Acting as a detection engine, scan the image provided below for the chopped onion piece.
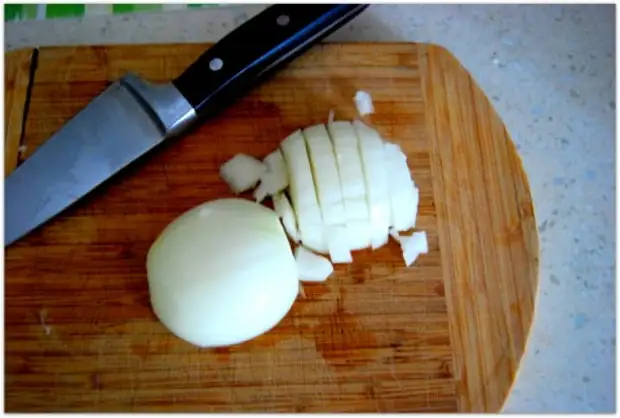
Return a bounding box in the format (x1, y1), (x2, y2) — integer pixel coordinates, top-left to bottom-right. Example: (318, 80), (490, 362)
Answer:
(328, 121), (367, 199)
(354, 90), (374, 116)
(399, 231), (428, 267)
(299, 223), (328, 254)
(264, 149), (288, 191)
(328, 109), (335, 124)
(354, 120), (390, 249)
(273, 193), (299, 243)
(325, 225), (353, 263)
(295, 245), (334, 282)
(280, 130), (322, 226)
(220, 154), (267, 194)
(346, 220), (372, 250)
(384, 142), (419, 231)
(303, 124), (346, 225)
(253, 182), (269, 203)
(254, 150), (289, 202)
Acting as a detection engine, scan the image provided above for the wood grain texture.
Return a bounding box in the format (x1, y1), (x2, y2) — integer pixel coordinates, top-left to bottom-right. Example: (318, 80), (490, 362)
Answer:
(4, 49), (33, 175)
(4, 43), (538, 413)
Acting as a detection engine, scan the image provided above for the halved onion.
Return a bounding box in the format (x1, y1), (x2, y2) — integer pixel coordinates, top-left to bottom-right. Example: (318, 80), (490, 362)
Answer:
(147, 198), (299, 348)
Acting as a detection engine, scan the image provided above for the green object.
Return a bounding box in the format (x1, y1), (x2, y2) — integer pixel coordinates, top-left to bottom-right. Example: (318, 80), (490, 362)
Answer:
(46, 4), (84, 19)
(5, 4), (23, 21)
(111, 4), (135, 14)
(5, 3), (222, 21)
(22, 4), (37, 19)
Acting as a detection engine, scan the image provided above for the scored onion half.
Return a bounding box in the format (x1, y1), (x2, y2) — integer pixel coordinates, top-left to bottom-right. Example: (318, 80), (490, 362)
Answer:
(221, 117), (427, 266)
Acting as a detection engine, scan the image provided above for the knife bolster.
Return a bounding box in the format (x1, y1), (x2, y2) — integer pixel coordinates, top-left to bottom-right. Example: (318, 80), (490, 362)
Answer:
(120, 73), (196, 139)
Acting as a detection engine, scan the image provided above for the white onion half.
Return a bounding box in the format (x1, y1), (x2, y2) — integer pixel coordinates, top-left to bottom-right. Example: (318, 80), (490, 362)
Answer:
(147, 198), (299, 348)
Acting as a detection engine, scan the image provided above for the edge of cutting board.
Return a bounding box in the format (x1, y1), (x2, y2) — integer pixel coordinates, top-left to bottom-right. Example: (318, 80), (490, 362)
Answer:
(418, 43), (540, 411)
(4, 42), (540, 412)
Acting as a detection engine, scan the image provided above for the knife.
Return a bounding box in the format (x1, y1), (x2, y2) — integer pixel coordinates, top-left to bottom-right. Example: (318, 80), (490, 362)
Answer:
(5, 4), (368, 246)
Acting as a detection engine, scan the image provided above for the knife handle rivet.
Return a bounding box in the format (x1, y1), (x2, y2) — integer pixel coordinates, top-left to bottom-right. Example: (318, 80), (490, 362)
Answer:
(209, 58), (224, 71)
(276, 15), (290, 26)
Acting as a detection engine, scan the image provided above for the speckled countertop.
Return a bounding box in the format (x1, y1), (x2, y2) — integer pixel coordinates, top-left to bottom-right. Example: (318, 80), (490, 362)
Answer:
(5, 4), (615, 413)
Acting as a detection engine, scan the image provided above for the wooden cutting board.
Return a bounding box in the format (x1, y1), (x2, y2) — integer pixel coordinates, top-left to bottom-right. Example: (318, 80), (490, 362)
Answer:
(4, 43), (539, 413)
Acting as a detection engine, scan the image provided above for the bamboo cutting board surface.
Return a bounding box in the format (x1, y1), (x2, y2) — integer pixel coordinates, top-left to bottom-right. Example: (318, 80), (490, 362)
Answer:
(4, 43), (539, 412)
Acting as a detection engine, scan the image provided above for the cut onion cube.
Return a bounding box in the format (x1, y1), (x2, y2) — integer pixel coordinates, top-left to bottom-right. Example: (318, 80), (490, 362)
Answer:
(354, 90), (374, 116)
(384, 141), (419, 231)
(346, 220), (372, 250)
(295, 245), (334, 282)
(303, 124), (346, 225)
(254, 149), (289, 202)
(280, 130), (323, 227)
(325, 225), (353, 264)
(280, 130), (320, 208)
(299, 222), (328, 254)
(354, 120), (390, 249)
(273, 193), (299, 243)
(399, 231), (428, 267)
(220, 154), (267, 194)
(328, 121), (367, 199)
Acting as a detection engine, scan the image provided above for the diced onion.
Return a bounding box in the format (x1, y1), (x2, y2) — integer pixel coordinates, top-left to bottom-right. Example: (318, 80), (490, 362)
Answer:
(220, 154), (267, 194)
(254, 149), (289, 202)
(399, 231), (429, 267)
(354, 90), (374, 116)
(295, 245), (334, 282)
(273, 192), (299, 243)
(325, 225), (353, 264)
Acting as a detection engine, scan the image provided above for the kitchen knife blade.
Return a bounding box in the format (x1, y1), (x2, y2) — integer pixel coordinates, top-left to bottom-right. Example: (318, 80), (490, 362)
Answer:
(5, 4), (368, 246)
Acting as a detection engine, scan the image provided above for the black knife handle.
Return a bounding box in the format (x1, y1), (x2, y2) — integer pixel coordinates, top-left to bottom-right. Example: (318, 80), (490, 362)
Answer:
(172, 4), (368, 119)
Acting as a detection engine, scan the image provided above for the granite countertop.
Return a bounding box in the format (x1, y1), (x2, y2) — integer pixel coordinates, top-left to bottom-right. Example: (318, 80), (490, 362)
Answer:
(5, 4), (615, 413)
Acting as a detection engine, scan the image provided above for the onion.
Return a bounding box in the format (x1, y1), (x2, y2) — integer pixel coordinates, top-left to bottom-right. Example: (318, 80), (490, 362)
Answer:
(253, 149), (288, 202)
(220, 154), (267, 194)
(384, 142), (419, 231)
(399, 231), (428, 267)
(303, 124), (346, 226)
(150, 95), (430, 348)
(354, 120), (391, 249)
(280, 129), (322, 228)
(325, 225), (353, 263)
(295, 245), (334, 282)
(273, 192), (299, 243)
(146, 198), (299, 348)
(220, 120), (425, 267)
(354, 90), (374, 116)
